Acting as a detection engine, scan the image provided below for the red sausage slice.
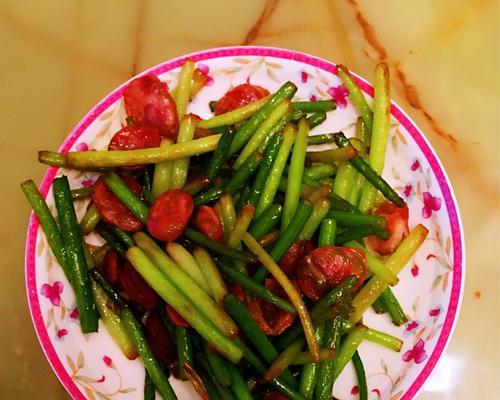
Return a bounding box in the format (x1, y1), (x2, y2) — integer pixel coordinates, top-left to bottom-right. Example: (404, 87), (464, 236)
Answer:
(279, 240), (314, 277)
(214, 83), (270, 115)
(144, 312), (177, 366)
(119, 260), (160, 309)
(123, 75), (179, 140)
(108, 123), (161, 151)
(248, 278), (296, 336)
(366, 202), (409, 255)
(297, 246), (368, 300)
(227, 282), (245, 302)
(103, 249), (120, 285)
(147, 189), (194, 242)
(166, 304), (190, 328)
(92, 175), (143, 232)
(192, 205), (224, 243)
(108, 123), (161, 169)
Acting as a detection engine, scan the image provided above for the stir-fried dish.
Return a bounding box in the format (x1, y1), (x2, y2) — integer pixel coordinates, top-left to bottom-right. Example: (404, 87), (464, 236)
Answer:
(22, 59), (428, 400)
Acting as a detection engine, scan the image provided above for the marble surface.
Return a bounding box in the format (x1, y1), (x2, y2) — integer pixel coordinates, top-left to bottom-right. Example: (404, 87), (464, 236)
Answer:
(0, 1), (498, 399)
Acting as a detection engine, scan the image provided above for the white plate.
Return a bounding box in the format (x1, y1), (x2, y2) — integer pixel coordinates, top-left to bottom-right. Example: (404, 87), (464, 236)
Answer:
(25, 46), (464, 400)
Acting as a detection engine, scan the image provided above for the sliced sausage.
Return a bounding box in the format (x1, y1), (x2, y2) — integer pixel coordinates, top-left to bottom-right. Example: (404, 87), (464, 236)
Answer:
(366, 202), (409, 255)
(92, 175), (143, 232)
(192, 205), (224, 243)
(119, 260), (160, 309)
(214, 83), (269, 115)
(123, 75), (179, 140)
(147, 189), (194, 242)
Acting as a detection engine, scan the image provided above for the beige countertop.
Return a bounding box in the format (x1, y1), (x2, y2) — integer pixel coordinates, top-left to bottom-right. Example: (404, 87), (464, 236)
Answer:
(1, 1), (498, 399)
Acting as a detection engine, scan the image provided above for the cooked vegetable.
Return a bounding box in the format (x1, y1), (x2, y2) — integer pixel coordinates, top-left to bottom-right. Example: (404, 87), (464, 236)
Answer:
(89, 268), (127, 308)
(91, 280), (137, 359)
(303, 164), (336, 181)
(333, 132), (405, 207)
(337, 65), (373, 135)
(175, 326), (193, 380)
(264, 339), (304, 381)
(185, 228), (256, 263)
(307, 133), (335, 145)
(247, 134), (283, 207)
(107, 224), (134, 248)
(133, 232), (238, 338)
(349, 224), (428, 323)
(362, 325), (402, 352)
(174, 59), (195, 119)
(225, 151), (262, 195)
(347, 118), (368, 205)
(332, 159), (357, 200)
(217, 193), (237, 239)
(196, 152), (263, 205)
(226, 361), (254, 400)
(228, 204), (255, 248)
(170, 115), (197, 188)
(232, 338), (305, 400)
(53, 176), (98, 333)
(126, 247), (243, 362)
(167, 242), (211, 294)
(121, 307), (178, 400)
(205, 341), (233, 387)
(234, 100), (290, 168)
(275, 276), (357, 351)
(25, 62), (431, 400)
(345, 241), (398, 286)
(293, 100), (336, 113)
(306, 112), (326, 129)
(104, 172), (149, 223)
(298, 198), (331, 240)
(206, 127), (233, 181)
(255, 124), (296, 217)
(198, 97), (269, 129)
(71, 186), (93, 200)
(358, 63), (391, 212)
(327, 210), (386, 230)
(352, 351), (368, 400)
(144, 371), (156, 400)
(21, 180), (71, 280)
(291, 349), (336, 365)
(315, 316), (343, 400)
(252, 201), (312, 283)
(80, 203), (100, 235)
(298, 324), (325, 399)
(228, 82), (297, 156)
(217, 260), (295, 314)
(243, 234), (320, 362)
(51, 134), (221, 168)
(248, 204), (283, 241)
(318, 218), (337, 247)
(378, 287), (408, 326)
(283, 118), (309, 230)
(335, 225), (383, 245)
(152, 139), (174, 197)
(193, 246), (228, 303)
(333, 325), (367, 380)
(223, 294), (296, 387)
(95, 224), (127, 256)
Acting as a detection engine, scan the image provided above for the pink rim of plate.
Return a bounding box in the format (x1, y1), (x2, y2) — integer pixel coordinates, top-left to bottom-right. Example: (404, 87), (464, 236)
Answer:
(25, 46), (465, 400)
